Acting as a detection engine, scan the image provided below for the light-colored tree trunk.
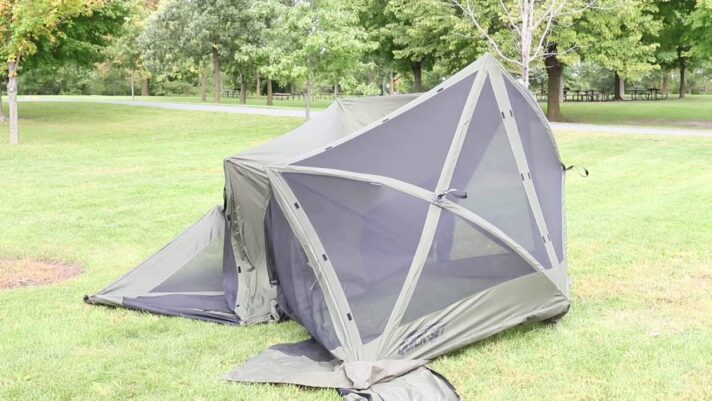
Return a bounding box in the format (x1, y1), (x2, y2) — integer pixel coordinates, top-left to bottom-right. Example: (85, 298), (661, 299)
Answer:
(267, 78), (273, 106)
(212, 47), (221, 103)
(0, 85), (6, 123)
(545, 51), (563, 122)
(130, 68), (136, 100)
(613, 71), (625, 100)
(389, 70), (395, 95)
(255, 74), (261, 96)
(239, 74), (247, 105)
(200, 72), (208, 102)
(8, 60), (19, 144)
(141, 77), (149, 96)
(305, 78), (312, 120)
(334, 81), (338, 97)
(679, 57), (686, 99)
(662, 72), (670, 93)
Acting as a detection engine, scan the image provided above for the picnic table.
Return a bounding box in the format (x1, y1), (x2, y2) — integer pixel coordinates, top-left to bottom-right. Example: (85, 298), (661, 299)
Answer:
(628, 87), (667, 100)
(221, 89), (240, 98)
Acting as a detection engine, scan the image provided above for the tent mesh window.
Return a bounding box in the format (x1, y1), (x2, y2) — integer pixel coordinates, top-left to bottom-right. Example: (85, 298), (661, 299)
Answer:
(402, 209), (536, 324)
(505, 79), (564, 263)
(295, 74), (477, 191)
(149, 230), (225, 293)
(284, 172), (429, 343)
(267, 199), (340, 351)
(448, 78), (550, 270)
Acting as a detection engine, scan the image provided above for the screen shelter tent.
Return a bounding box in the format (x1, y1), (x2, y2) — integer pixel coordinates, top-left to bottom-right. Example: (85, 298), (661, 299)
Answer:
(87, 54), (572, 399)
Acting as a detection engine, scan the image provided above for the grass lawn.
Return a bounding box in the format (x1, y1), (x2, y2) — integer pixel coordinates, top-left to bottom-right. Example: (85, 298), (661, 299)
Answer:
(542, 95), (712, 129)
(1, 103), (711, 401)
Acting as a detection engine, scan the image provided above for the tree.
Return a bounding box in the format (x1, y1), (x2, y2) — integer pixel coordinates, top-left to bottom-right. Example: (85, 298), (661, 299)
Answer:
(654, 0), (712, 98)
(382, 0), (457, 92)
(141, 0), (253, 104)
(0, 0), (125, 144)
(545, 0), (659, 110)
(452, 0), (598, 88)
(104, 0), (159, 99)
(268, 0), (375, 119)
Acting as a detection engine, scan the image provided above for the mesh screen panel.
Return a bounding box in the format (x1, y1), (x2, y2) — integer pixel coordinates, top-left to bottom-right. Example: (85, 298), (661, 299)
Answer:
(284, 173), (429, 343)
(295, 74), (476, 191)
(402, 209), (536, 323)
(505, 79), (564, 263)
(449, 78), (550, 269)
(150, 228), (224, 293)
(267, 200), (340, 351)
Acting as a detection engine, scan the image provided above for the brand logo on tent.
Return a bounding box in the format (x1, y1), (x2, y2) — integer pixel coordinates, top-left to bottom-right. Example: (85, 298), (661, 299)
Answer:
(397, 322), (447, 355)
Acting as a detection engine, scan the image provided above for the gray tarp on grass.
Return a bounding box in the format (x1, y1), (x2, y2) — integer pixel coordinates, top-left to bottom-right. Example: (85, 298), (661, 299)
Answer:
(88, 54), (571, 400)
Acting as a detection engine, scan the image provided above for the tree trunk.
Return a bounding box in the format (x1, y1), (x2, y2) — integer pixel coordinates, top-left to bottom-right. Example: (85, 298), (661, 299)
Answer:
(141, 77), (149, 96)
(334, 81), (338, 97)
(255, 74), (261, 96)
(545, 52), (563, 122)
(267, 78), (273, 106)
(305, 78), (312, 120)
(412, 61), (422, 92)
(662, 72), (670, 93)
(613, 71), (625, 100)
(389, 70), (395, 95)
(0, 85), (6, 123)
(200, 72), (208, 102)
(679, 57), (686, 99)
(8, 60), (19, 144)
(130, 68), (136, 100)
(212, 47), (221, 103)
(239, 74), (247, 105)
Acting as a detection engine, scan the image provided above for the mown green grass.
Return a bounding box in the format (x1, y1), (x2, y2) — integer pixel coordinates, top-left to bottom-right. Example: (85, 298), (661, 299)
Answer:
(543, 95), (712, 128)
(1, 103), (710, 401)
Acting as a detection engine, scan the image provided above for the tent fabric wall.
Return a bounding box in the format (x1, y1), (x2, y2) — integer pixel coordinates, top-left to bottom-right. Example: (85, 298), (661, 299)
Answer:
(259, 56), (569, 365)
(86, 206), (239, 324)
(88, 54), (571, 400)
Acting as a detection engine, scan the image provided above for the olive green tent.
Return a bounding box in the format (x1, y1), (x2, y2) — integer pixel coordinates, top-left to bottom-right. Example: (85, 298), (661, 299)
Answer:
(88, 54), (571, 400)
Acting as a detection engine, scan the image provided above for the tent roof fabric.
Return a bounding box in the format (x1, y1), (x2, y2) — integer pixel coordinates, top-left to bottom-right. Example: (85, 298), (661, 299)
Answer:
(87, 54), (571, 400)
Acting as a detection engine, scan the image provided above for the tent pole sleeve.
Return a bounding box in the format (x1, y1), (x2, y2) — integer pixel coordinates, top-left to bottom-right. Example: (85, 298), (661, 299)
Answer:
(265, 168), (364, 360)
(488, 65), (566, 293)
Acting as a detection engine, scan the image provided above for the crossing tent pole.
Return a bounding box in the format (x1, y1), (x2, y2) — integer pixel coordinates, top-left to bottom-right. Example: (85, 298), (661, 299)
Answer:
(373, 61), (492, 359)
(264, 168), (363, 360)
(488, 65), (566, 294)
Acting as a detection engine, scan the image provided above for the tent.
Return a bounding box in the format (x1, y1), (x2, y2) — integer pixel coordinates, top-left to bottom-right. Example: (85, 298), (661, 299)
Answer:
(87, 54), (571, 400)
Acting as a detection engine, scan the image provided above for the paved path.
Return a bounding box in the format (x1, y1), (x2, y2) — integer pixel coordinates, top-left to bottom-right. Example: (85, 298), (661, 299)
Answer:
(20, 98), (712, 138)
(549, 122), (711, 138)
(20, 97), (313, 118)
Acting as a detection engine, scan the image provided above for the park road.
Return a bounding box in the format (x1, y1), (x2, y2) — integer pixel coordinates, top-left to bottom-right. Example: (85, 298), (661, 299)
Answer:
(18, 97), (712, 138)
